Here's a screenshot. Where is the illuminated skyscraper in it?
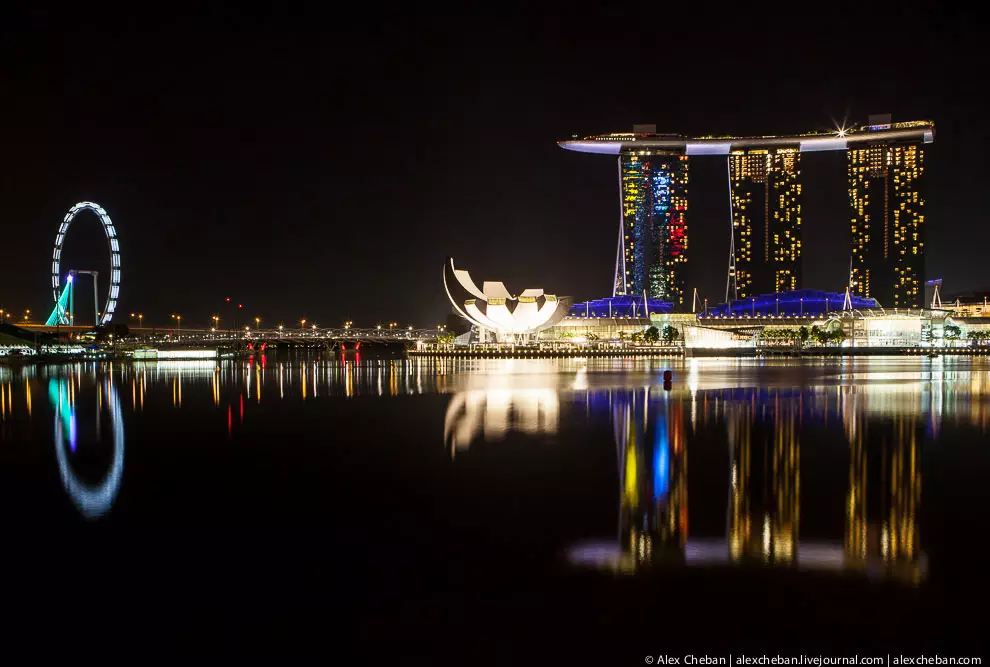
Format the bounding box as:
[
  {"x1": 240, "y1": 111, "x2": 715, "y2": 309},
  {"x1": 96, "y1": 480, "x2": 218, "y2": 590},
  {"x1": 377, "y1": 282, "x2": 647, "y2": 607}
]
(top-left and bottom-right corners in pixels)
[
  {"x1": 729, "y1": 148, "x2": 802, "y2": 298},
  {"x1": 616, "y1": 150, "x2": 689, "y2": 306},
  {"x1": 559, "y1": 119, "x2": 932, "y2": 306},
  {"x1": 849, "y1": 116, "x2": 927, "y2": 308}
]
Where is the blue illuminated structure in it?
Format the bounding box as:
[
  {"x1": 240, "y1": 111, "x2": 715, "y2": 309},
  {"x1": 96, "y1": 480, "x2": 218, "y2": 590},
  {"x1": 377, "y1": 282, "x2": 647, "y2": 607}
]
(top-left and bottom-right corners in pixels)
[
  {"x1": 568, "y1": 295, "x2": 673, "y2": 319},
  {"x1": 700, "y1": 289, "x2": 876, "y2": 318}
]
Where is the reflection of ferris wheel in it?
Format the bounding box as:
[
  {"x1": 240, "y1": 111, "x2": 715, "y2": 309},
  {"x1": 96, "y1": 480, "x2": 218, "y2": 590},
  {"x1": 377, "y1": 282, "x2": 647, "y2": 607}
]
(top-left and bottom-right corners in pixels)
[
  {"x1": 51, "y1": 377, "x2": 125, "y2": 519},
  {"x1": 48, "y1": 202, "x2": 121, "y2": 326}
]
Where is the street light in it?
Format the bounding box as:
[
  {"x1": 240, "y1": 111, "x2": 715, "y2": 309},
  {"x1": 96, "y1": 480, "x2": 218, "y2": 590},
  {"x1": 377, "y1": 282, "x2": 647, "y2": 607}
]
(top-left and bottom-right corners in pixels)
[
  {"x1": 255, "y1": 316, "x2": 261, "y2": 328},
  {"x1": 300, "y1": 318, "x2": 307, "y2": 328},
  {"x1": 171, "y1": 314, "x2": 182, "y2": 336}
]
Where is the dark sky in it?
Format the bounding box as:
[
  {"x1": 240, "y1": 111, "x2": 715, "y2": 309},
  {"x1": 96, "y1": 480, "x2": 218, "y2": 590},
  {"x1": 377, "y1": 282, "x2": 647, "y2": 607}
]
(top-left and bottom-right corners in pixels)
[{"x1": 0, "y1": 4, "x2": 984, "y2": 328}]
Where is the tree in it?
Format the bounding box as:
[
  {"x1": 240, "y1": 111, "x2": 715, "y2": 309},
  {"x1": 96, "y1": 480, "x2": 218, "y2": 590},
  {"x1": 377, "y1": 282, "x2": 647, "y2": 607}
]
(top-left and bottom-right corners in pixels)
[
  {"x1": 661, "y1": 324, "x2": 677, "y2": 344},
  {"x1": 643, "y1": 326, "x2": 660, "y2": 344},
  {"x1": 944, "y1": 325, "x2": 961, "y2": 341},
  {"x1": 587, "y1": 332, "x2": 600, "y2": 341},
  {"x1": 437, "y1": 332, "x2": 456, "y2": 347},
  {"x1": 798, "y1": 326, "x2": 810, "y2": 346},
  {"x1": 809, "y1": 325, "x2": 824, "y2": 346}
]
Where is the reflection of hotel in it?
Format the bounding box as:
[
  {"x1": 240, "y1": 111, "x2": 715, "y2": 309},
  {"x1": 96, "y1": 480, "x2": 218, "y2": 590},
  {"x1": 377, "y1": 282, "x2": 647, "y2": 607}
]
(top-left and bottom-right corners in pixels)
[
  {"x1": 444, "y1": 388, "x2": 559, "y2": 456},
  {"x1": 844, "y1": 408, "x2": 924, "y2": 584},
  {"x1": 727, "y1": 401, "x2": 800, "y2": 565},
  {"x1": 570, "y1": 386, "x2": 926, "y2": 583},
  {"x1": 614, "y1": 390, "x2": 688, "y2": 569}
]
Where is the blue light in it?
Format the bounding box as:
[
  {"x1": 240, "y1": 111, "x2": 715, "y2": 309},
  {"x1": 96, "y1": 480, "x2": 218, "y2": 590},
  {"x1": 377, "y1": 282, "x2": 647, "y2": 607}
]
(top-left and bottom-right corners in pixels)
[
  {"x1": 703, "y1": 289, "x2": 877, "y2": 317},
  {"x1": 653, "y1": 418, "x2": 669, "y2": 502}
]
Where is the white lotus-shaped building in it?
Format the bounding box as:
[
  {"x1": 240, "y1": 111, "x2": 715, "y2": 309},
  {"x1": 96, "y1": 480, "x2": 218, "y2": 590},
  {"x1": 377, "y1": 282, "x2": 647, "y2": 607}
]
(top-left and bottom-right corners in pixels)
[{"x1": 443, "y1": 258, "x2": 568, "y2": 340}]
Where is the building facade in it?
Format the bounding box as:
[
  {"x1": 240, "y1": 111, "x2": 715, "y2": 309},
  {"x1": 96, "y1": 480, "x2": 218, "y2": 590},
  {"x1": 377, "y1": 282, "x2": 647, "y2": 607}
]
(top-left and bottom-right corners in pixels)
[
  {"x1": 616, "y1": 151, "x2": 689, "y2": 307},
  {"x1": 560, "y1": 118, "x2": 934, "y2": 312},
  {"x1": 729, "y1": 148, "x2": 802, "y2": 298},
  {"x1": 849, "y1": 121, "x2": 927, "y2": 308}
]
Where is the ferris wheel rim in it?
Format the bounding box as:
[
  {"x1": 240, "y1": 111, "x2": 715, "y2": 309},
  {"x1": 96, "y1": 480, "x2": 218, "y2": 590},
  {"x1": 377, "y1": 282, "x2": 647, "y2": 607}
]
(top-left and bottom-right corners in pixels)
[{"x1": 51, "y1": 201, "x2": 121, "y2": 326}]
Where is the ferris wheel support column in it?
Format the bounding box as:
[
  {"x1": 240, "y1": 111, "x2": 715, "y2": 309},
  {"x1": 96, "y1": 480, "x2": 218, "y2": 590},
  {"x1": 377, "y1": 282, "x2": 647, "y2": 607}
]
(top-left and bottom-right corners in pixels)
[{"x1": 92, "y1": 273, "x2": 98, "y2": 326}]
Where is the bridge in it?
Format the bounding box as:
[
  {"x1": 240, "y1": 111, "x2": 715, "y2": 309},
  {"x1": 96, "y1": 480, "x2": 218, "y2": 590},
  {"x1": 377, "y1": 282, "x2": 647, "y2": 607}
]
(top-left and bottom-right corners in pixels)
[{"x1": 119, "y1": 326, "x2": 442, "y2": 346}]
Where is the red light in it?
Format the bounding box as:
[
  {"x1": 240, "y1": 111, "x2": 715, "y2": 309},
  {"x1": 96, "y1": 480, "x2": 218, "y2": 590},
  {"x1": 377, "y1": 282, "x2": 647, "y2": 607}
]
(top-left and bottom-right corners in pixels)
[
  {"x1": 225, "y1": 297, "x2": 231, "y2": 302},
  {"x1": 238, "y1": 304, "x2": 243, "y2": 309},
  {"x1": 355, "y1": 341, "x2": 361, "y2": 350}
]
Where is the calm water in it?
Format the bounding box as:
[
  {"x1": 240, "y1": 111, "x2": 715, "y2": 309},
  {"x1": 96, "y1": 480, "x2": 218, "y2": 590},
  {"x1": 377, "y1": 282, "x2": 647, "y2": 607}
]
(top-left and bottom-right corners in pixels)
[{"x1": 1, "y1": 354, "x2": 988, "y2": 654}]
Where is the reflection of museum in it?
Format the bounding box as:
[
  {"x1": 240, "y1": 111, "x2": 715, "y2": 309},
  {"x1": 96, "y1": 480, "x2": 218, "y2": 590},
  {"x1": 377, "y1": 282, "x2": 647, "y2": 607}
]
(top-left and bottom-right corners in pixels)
[
  {"x1": 444, "y1": 388, "x2": 559, "y2": 455},
  {"x1": 568, "y1": 386, "x2": 926, "y2": 584}
]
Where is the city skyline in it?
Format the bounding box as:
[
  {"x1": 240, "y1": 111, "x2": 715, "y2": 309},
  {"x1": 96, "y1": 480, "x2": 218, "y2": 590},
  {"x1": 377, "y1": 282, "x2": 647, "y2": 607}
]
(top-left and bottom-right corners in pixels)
[{"x1": 0, "y1": 6, "x2": 983, "y2": 325}]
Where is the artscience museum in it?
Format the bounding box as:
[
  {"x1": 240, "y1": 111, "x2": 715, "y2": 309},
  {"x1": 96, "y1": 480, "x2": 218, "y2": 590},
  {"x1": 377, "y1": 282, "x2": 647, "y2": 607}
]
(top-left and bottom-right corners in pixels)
[{"x1": 443, "y1": 258, "x2": 570, "y2": 342}]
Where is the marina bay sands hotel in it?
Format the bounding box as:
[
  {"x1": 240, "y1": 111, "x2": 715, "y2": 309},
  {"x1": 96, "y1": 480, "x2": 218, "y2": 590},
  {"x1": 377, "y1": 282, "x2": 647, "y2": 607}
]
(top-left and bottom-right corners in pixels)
[{"x1": 558, "y1": 115, "x2": 934, "y2": 309}]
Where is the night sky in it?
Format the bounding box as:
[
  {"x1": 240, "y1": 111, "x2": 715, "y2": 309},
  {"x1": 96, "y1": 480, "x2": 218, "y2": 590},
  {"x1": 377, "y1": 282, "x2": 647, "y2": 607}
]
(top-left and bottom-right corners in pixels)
[{"x1": 0, "y1": 4, "x2": 983, "y2": 328}]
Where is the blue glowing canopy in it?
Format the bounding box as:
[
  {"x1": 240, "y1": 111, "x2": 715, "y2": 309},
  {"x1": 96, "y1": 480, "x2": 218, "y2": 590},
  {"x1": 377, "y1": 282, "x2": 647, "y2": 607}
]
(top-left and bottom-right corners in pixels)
[
  {"x1": 569, "y1": 295, "x2": 673, "y2": 319},
  {"x1": 701, "y1": 289, "x2": 876, "y2": 318}
]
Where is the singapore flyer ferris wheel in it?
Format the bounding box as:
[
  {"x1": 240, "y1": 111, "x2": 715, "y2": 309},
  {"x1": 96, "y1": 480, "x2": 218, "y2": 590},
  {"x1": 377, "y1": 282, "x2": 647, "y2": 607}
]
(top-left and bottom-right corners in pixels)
[{"x1": 48, "y1": 202, "x2": 121, "y2": 326}]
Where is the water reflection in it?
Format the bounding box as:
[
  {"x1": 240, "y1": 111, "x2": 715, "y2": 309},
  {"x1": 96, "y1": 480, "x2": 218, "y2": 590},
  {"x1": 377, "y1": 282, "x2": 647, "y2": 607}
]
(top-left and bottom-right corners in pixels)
[
  {"x1": 614, "y1": 390, "x2": 689, "y2": 566},
  {"x1": 568, "y1": 386, "x2": 927, "y2": 584},
  {"x1": 444, "y1": 389, "x2": 559, "y2": 455},
  {"x1": 49, "y1": 377, "x2": 125, "y2": 519},
  {"x1": 0, "y1": 355, "x2": 977, "y2": 562}
]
